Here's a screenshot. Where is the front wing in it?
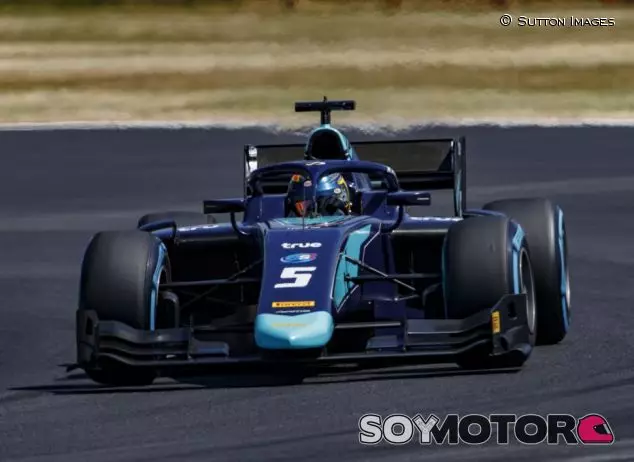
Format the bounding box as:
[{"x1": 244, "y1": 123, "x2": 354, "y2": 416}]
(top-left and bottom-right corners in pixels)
[{"x1": 73, "y1": 294, "x2": 530, "y2": 375}]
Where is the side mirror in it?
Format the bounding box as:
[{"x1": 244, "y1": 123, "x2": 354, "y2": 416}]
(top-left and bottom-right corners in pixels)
[
  {"x1": 203, "y1": 198, "x2": 246, "y2": 214},
  {"x1": 204, "y1": 198, "x2": 250, "y2": 237},
  {"x1": 386, "y1": 191, "x2": 431, "y2": 207}
]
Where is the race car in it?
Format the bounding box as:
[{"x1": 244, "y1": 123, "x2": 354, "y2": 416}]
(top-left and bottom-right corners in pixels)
[{"x1": 72, "y1": 98, "x2": 571, "y2": 386}]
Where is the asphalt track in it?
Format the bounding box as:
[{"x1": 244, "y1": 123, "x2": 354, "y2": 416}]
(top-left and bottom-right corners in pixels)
[{"x1": 1, "y1": 125, "x2": 633, "y2": 461}]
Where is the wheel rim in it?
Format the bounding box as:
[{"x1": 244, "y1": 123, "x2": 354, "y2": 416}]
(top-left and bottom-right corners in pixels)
[
  {"x1": 153, "y1": 258, "x2": 171, "y2": 329},
  {"x1": 519, "y1": 248, "x2": 537, "y2": 335}
]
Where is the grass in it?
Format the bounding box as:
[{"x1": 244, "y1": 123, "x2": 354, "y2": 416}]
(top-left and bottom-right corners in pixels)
[{"x1": 1, "y1": 2, "x2": 634, "y2": 125}]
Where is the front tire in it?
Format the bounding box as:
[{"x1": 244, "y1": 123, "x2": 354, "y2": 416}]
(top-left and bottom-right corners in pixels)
[
  {"x1": 443, "y1": 216, "x2": 536, "y2": 369},
  {"x1": 483, "y1": 198, "x2": 570, "y2": 345},
  {"x1": 78, "y1": 231, "x2": 171, "y2": 386}
]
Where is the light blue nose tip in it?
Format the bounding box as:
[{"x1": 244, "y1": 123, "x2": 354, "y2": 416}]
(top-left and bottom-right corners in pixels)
[{"x1": 255, "y1": 311, "x2": 334, "y2": 349}]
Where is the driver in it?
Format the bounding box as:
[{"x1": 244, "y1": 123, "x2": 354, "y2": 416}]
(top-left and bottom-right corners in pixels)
[{"x1": 285, "y1": 173, "x2": 352, "y2": 217}]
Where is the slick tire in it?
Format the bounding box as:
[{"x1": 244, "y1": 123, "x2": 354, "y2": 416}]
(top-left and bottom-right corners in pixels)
[
  {"x1": 483, "y1": 198, "x2": 570, "y2": 345},
  {"x1": 137, "y1": 211, "x2": 216, "y2": 229},
  {"x1": 443, "y1": 215, "x2": 537, "y2": 369},
  {"x1": 78, "y1": 231, "x2": 171, "y2": 386}
]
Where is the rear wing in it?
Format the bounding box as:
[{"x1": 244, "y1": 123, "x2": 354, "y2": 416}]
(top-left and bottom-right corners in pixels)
[{"x1": 243, "y1": 137, "x2": 467, "y2": 216}]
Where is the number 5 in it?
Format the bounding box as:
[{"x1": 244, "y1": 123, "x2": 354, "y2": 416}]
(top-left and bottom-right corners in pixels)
[{"x1": 274, "y1": 267, "x2": 316, "y2": 289}]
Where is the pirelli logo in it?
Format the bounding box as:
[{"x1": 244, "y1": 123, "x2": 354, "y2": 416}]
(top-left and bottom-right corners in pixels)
[
  {"x1": 491, "y1": 311, "x2": 501, "y2": 334},
  {"x1": 272, "y1": 301, "x2": 315, "y2": 308}
]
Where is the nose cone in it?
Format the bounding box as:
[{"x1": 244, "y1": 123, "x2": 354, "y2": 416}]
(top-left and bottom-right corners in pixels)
[{"x1": 255, "y1": 311, "x2": 334, "y2": 349}]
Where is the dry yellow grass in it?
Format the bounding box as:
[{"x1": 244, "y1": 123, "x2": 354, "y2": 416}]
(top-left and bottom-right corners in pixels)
[{"x1": 1, "y1": 4, "x2": 633, "y2": 125}]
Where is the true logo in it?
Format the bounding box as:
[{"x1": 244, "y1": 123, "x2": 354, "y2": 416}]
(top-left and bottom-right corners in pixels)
[{"x1": 281, "y1": 242, "x2": 322, "y2": 249}]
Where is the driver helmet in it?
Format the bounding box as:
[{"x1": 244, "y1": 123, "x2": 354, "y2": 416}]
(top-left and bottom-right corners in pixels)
[{"x1": 285, "y1": 173, "x2": 352, "y2": 217}]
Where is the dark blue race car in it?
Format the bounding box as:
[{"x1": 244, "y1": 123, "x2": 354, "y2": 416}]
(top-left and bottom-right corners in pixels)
[{"x1": 73, "y1": 98, "x2": 571, "y2": 386}]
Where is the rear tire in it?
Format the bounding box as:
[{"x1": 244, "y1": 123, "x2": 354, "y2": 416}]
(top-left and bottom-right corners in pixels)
[
  {"x1": 78, "y1": 231, "x2": 171, "y2": 386},
  {"x1": 443, "y1": 216, "x2": 536, "y2": 369},
  {"x1": 137, "y1": 211, "x2": 216, "y2": 229},
  {"x1": 483, "y1": 198, "x2": 570, "y2": 345}
]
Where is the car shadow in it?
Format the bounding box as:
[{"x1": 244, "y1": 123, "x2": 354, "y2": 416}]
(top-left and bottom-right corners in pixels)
[{"x1": 7, "y1": 364, "x2": 521, "y2": 396}]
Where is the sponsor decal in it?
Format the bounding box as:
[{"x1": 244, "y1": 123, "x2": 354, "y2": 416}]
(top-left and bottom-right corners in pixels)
[
  {"x1": 272, "y1": 301, "x2": 315, "y2": 308},
  {"x1": 274, "y1": 267, "x2": 316, "y2": 289},
  {"x1": 271, "y1": 322, "x2": 308, "y2": 328},
  {"x1": 276, "y1": 309, "x2": 311, "y2": 315},
  {"x1": 491, "y1": 311, "x2": 501, "y2": 334},
  {"x1": 281, "y1": 253, "x2": 317, "y2": 264},
  {"x1": 282, "y1": 242, "x2": 322, "y2": 249},
  {"x1": 358, "y1": 413, "x2": 615, "y2": 446}
]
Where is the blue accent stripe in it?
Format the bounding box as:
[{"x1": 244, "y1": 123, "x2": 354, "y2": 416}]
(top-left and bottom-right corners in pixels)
[
  {"x1": 149, "y1": 242, "x2": 166, "y2": 331},
  {"x1": 273, "y1": 216, "x2": 348, "y2": 226},
  {"x1": 511, "y1": 224, "x2": 525, "y2": 294},
  {"x1": 333, "y1": 225, "x2": 372, "y2": 308},
  {"x1": 557, "y1": 207, "x2": 569, "y2": 331}
]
